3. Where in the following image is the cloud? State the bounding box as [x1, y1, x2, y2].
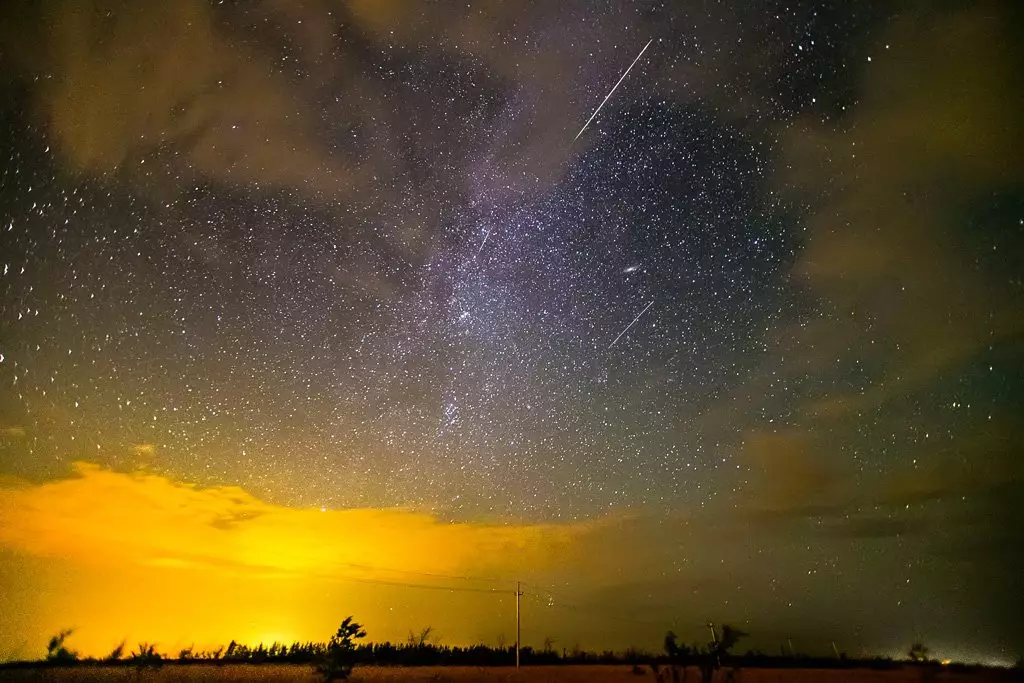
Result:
[735, 421, 1023, 542]
[38, 0, 376, 200]
[823, 515, 927, 540]
[28, 0, 520, 203]
[777, 4, 1024, 405]
[19, 0, 833, 209]
[0, 462, 580, 580]
[0, 461, 1018, 657]
[739, 430, 848, 518]
[879, 427, 1023, 508]
[0, 463, 680, 655]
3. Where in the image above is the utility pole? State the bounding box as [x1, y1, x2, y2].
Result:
[515, 581, 522, 669]
[708, 622, 719, 667]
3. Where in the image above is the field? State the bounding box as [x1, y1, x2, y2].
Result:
[0, 665, 1019, 683]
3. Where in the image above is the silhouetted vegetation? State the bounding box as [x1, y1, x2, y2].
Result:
[45, 629, 78, 664]
[3, 621, 1008, 675]
[105, 640, 125, 663]
[130, 642, 163, 670]
[407, 626, 436, 648]
[908, 642, 930, 662]
[658, 622, 747, 683]
[315, 616, 366, 682]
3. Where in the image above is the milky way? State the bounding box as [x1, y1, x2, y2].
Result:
[0, 3, 804, 518]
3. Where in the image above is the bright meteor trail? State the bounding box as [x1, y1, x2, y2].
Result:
[574, 39, 654, 142]
[608, 300, 655, 349]
[475, 226, 492, 258]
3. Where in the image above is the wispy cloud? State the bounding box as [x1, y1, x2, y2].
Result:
[777, 6, 1024, 405]
[0, 462, 580, 580]
[0, 427, 26, 439]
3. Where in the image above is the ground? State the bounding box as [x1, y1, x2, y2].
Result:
[0, 665, 1018, 683]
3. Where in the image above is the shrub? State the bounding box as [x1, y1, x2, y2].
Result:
[46, 629, 78, 664]
[131, 642, 163, 669]
[315, 616, 366, 682]
[106, 640, 126, 662]
[908, 643, 930, 663]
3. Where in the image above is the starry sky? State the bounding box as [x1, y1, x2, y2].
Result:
[1, 0, 1023, 665]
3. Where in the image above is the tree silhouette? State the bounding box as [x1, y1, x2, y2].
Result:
[45, 629, 78, 664]
[664, 631, 679, 658]
[131, 642, 163, 669]
[315, 616, 366, 682]
[908, 642, 930, 662]
[659, 631, 694, 683]
[693, 623, 747, 683]
[407, 626, 435, 647]
[717, 625, 748, 655]
[106, 640, 126, 663]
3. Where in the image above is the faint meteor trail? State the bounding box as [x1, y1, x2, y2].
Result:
[574, 39, 654, 142]
[475, 226, 493, 258]
[609, 300, 655, 348]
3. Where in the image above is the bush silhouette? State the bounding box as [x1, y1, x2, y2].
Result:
[131, 642, 163, 669]
[106, 640, 126, 662]
[908, 643, 930, 663]
[315, 616, 366, 682]
[408, 626, 435, 647]
[717, 625, 747, 654]
[664, 631, 681, 660]
[45, 629, 78, 664]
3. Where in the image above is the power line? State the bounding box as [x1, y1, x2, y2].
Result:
[521, 591, 667, 630]
[325, 570, 673, 648]
[322, 566, 669, 633]
[324, 571, 669, 628]
[330, 572, 510, 595]
[331, 560, 510, 586]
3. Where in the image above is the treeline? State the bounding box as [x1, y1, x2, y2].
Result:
[198, 641, 565, 666]
[12, 640, 587, 668]
[3, 639, 996, 671]
[3, 624, 1012, 673]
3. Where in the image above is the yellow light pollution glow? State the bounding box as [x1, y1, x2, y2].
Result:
[0, 463, 588, 659]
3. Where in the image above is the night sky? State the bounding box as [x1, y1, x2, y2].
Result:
[1, 0, 1023, 664]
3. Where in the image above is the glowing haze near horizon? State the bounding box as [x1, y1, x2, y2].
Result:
[1, 0, 1022, 665]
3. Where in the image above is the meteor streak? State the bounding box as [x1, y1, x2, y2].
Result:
[574, 39, 654, 142]
[609, 300, 655, 349]
[475, 226, 493, 258]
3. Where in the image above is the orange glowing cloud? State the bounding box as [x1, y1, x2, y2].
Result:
[0, 462, 579, 580]
[0, 463, 600, 657]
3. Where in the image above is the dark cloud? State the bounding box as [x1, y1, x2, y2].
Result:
[0, 427, 26, 440]
[778, 3, 1024, 401]
[9, 1, 877, 208]
[869, 407, 1022, 507]
[824, 515, 927, 540]
[739, 430, 849, 518]
[38, 0, 371, 198]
